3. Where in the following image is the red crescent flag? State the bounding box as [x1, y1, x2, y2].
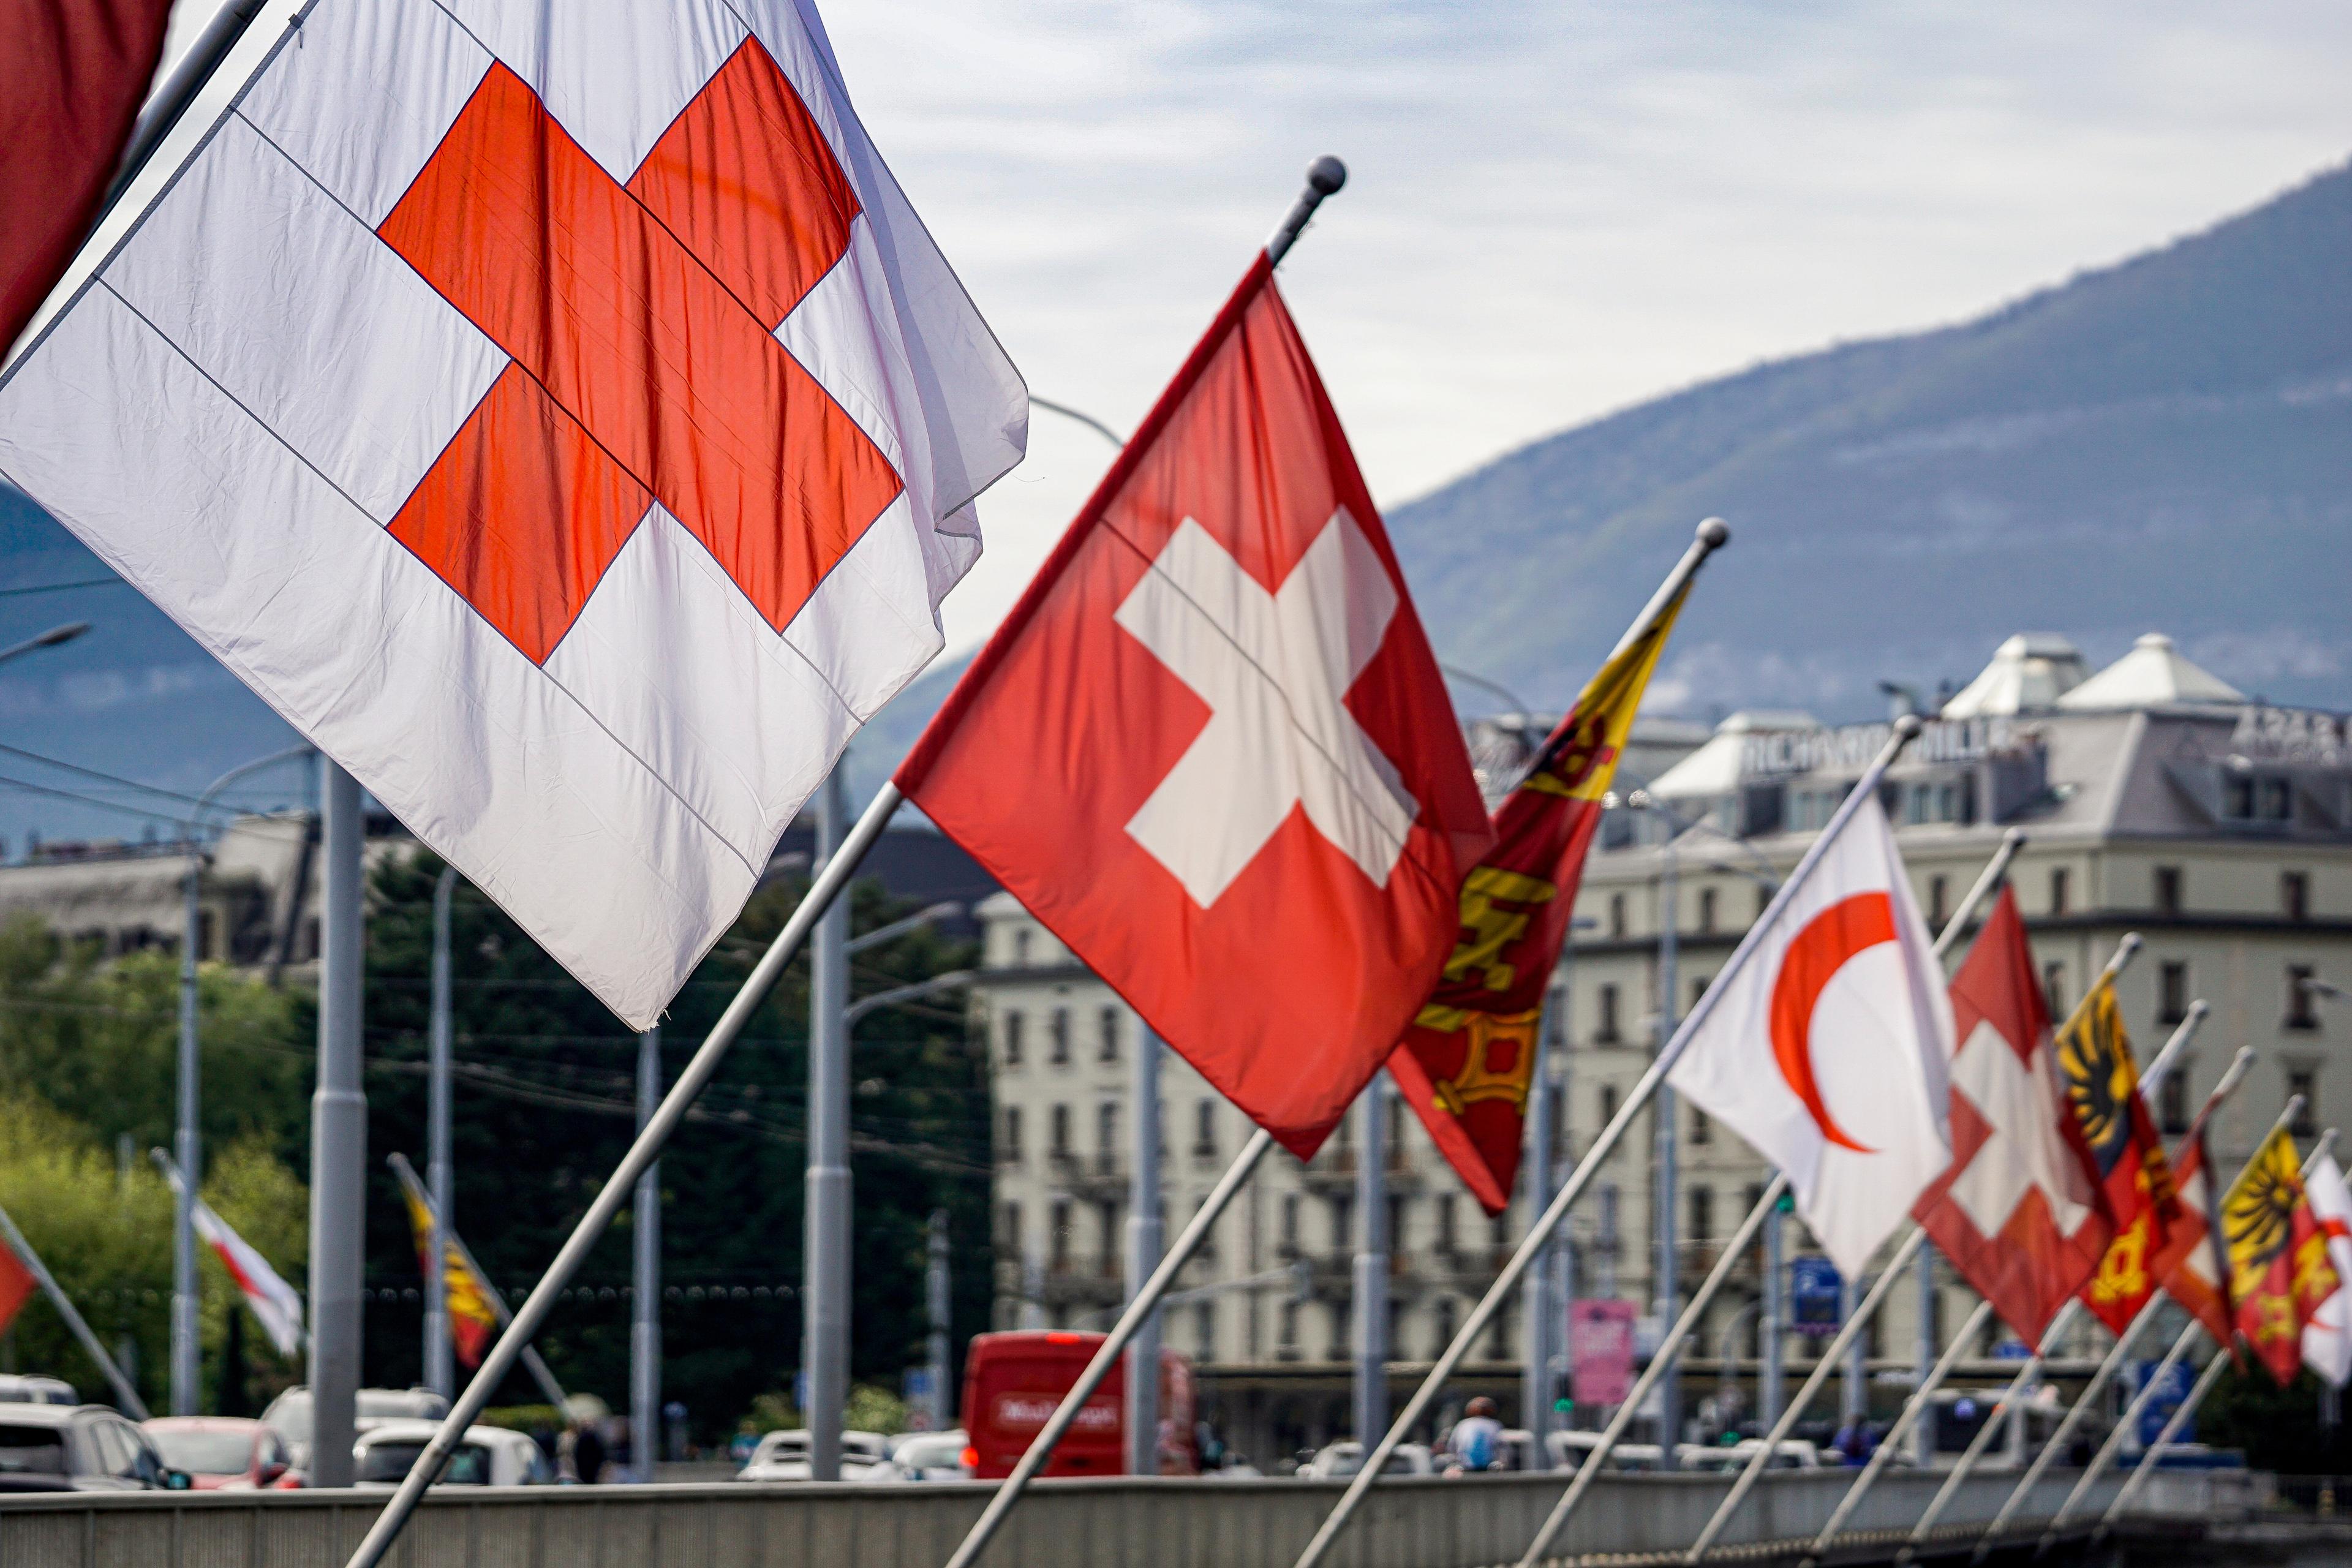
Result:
[898, 255, 1492, 1155]
[1912, 887, 2113, 1346]
[1665, 791, 1955, 1276]
[0, 0, 175, 350]
[1389, 584, 1690, 1213]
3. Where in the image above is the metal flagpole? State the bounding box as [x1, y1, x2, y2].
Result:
[1968, 1084, 2292, 1564]
[1353, 1071, 1389, 1446]
[1653, 831, 1681, 1463]
[806, 761, 852, 1482]
[2040, 1125, 2337, 1548]
[1126, 1022, 1166, 1476]
[1845, 1009, 2217, 1557]
[1912, 1243, 1937, 1464]
[1515, 1174, 1790, 1568]
[425, 865, 458, 1401]
[925, 1210, 953, 1431]
[633, 1027, 662, 1482]
[1293, 716, 1922, 1568]
[386, 1154, 567, 1409]
[938, 154, 1349, 1568]
[1685, 1228, 1931, 1563]
[1894, 935, 2171, 1558]
[310, 760, 366, 1488]
[1521, 1030, 1553, 1444]
[1518, 816, 2022, 1568]
[174, 743, 310, 1417]
[1761, 1194, 1784, 1429]
[2098, 1340, 2235, 1526]
[0, 1204, 147, 1418]
[946, 1130, 1275, 1568]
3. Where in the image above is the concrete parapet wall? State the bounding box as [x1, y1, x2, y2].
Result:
[0, 1467, 2133, 1568]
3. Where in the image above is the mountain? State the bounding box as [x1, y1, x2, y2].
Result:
[5, 157, 2346, 848]
[1385, 157, 2352, 720]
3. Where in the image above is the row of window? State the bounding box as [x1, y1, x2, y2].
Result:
[999, 1099, 1224, 1163]
[999, 1004, 1123, 1068]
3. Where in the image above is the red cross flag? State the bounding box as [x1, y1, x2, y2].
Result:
[2159, 1114, 2237, 1356]
[1912, 887, 2113, 1345]
[1666, 791, 1956, 1276]
[2302, 1152, 2352, 1385]
[897, 255, 1492, 1155]
[0, 0, 1025, 1026]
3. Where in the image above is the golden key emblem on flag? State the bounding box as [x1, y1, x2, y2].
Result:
[1425, 1008, 1543, 1117]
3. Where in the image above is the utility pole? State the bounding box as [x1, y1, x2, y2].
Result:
[308, 760, 365, 1488]
[1760, 1196, 1784, 1430]
[424, 866, 457, 1400]
[804, 763, 851, 1481]
[925, 1210, 952, 1431]
[1653, 830, 1679, 1461]
[1521, 1035, 1553, 1441]
[1353, 1073, 1389, 1445]
[633, 1028, 662, 1480]
[1125, 1022, 1164, 1475]
[1912, 1243, 1936, 1464]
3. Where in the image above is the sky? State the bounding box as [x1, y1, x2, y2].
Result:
[2, 0, 2348, 850]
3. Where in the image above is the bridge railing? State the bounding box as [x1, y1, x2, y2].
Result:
[0, 1464, 2196, 1568]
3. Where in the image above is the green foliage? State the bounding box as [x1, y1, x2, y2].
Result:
[478, 1404, 564, 1434]
[360, 849, 992, 1442]
[744, 1391, 799, 1433]
[2198, 1362, 2352, 1474]
[0, 1094, 305, 1413]
[845, 1382, 908, 1436]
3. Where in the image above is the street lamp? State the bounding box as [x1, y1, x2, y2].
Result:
[846, 901, 962, 957]
[845, 970, 974, 1028]
[172, 742, 311, 1415]
[1030, 397, 1125, 450]
[0, 621, 88, 665]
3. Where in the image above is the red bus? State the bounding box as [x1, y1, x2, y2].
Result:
[959, 1331, 1197, 1479]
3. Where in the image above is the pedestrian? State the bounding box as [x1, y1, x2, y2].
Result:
[1449, 1396, 1505, 1472]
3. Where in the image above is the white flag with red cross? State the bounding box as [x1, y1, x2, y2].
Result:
[0, 0, 1025, 1028]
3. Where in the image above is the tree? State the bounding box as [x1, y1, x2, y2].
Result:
[360, 850, 991, 1441]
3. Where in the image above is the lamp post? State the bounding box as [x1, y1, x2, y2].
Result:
[0, 621, 88, 666]
[172, 742, 309, 1417]
[424, 866, 457, 1400]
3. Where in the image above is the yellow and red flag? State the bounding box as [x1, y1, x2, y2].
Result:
[1388, 587, 1688, 1213]
[2223, 1126, 2331, 1387]
[2063, 978, 2182, 1333]
[403, 1185, 499, 1369]
[2155, 1106, 2235, 1354]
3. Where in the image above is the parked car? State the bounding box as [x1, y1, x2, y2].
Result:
[1296, 1441, 1435, 1480]
[1545, 1431, 1665, 1472]
[143, 1417, 297, 1490]
[0, 1376, 77, 1407]
[260, 1386, 452, 1474]
[1673, 1439, 1823, 1473]
[735, 1428, 891, 1482]
[0, 1405, 189, 1492]
[873, 1431, 970, 1482]
[352, 1421, 552, 1488]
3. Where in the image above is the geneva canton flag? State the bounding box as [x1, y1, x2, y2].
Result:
[0, 0, 1026, 1028]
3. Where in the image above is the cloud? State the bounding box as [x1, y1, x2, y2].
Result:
[807, 0, 2352, 651]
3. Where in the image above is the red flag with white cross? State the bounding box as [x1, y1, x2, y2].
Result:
[0, 0, 1027, 1028]
[1912, 888, 2114, 1345]
[897, 256, 1493, 1156]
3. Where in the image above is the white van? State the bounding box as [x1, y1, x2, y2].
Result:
[352, 1420, 551, 1488]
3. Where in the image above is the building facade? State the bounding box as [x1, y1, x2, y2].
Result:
[978, 631, 2352, 1461]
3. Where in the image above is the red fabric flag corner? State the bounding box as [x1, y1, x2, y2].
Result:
[0, 0, 176, 350]
[898, 255, 1491, 1156]
[0, 1243, 34, 1336]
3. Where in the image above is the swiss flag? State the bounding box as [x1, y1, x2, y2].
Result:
[1913, 888, 2113, 1346]
[898, 255, 1491, 1155]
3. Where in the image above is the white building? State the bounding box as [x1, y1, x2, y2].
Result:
[977, 631, 2352, 1461]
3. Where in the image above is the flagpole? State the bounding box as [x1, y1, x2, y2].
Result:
[944, 1130, 1275, 1568]
[1292, 715, 1924, 1568]
[633, 1026, 663, 1482]
[2042, 1125, 2336, 1549]
[386, 1155, 567, 1409]
[1684, 1227, 1932, 1562]
[2095, 1113, 2342, 1542]
[934, 155, 1354, 1568]
[1513, 1174, 1790, 1568]
[1967, 1085, 2294, 1564]
[0, 1202, 146, 1419]
[426, 865, 458, 1401]
[1817, 1001, 2215, 1561]
[1893, 936, 2171, 1558]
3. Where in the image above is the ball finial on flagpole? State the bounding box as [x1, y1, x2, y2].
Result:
[1307, 156, 1348, 194]
[1696, 516, 1730, 549]
[1894, 712, 1926, 741]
